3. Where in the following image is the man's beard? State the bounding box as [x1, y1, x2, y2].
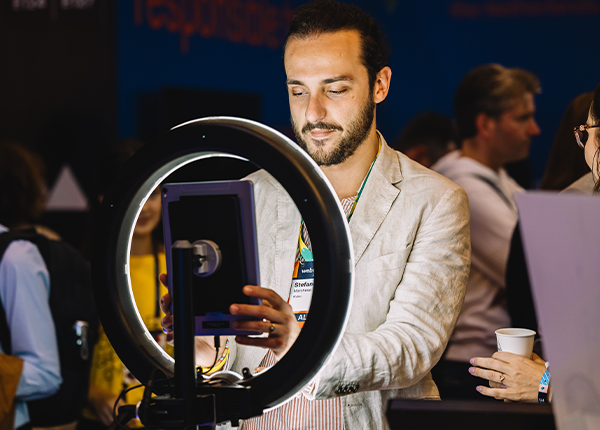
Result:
[292, 95, 375, 167]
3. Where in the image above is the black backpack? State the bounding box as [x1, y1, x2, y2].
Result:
[0, 230, 99, 427]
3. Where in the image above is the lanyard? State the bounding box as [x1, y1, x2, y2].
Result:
[297, 140, 382, 261]
[297, 225, 313, 262]
[346, 141, 381, 222]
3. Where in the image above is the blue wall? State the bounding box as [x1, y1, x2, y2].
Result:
[117, 0, 600, 183]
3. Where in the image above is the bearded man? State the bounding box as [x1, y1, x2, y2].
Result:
[162, 1, 470, 428]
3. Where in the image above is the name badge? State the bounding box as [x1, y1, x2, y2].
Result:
[289, 260, 314, 327]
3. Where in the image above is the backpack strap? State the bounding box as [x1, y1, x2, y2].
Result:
[469, 173, 517, 214]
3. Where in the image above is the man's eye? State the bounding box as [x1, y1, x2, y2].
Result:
[292, 91, 307, 97]
[329, 89, 347, 95]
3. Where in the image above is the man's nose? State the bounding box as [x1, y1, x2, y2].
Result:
[305, 94, 326, 124]
[529, 118, 541, 136]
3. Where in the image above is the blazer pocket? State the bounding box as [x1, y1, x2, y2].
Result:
[365, 250, 410, 301]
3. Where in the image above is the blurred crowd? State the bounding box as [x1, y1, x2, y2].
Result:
[1, 7, 598, 429]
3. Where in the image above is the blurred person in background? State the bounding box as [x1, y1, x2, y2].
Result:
[81, 140, 168, 429]
[0, 142, 62, 430]
[392, 111, 458, 168]
[506, 91, 595, 336]
[469, 82, 600, 402]
[539, 92, 595, 192]
[432, 64, 541, 399]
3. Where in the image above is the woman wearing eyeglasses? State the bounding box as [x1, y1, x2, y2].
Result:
[468, 82, 600, 403]
[575, 97, 600, 192]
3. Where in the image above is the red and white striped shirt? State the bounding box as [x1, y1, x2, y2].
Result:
[242, 196, 356, 430]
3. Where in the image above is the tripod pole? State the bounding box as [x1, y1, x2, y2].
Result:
[172, 241, 207, 430]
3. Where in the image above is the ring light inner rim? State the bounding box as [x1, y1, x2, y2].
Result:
[119, 152, 252, 368]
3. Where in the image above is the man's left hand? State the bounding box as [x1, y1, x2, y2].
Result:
[469, 352, 546, 402]
[231, 286, 300, 360]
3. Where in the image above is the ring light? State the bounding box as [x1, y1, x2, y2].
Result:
[92, 117, 354, 416]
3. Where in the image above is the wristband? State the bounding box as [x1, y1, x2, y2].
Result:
[538, 369, 550, 404]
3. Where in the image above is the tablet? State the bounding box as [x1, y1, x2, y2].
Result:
[161, 180, 261, 336]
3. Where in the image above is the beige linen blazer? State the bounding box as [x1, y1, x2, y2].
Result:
[228, 138, 470, 430]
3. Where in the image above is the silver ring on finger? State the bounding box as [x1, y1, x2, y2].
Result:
[499, 373, 505, 383]
[269, 323, 275, 334]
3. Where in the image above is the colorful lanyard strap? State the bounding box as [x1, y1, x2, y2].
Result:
[297, 226, 313, 263]
[297, 139, 382, 262]
[346, 141, 382, 222]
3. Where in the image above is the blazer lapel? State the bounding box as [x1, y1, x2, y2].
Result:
[349, 140, 403, 264]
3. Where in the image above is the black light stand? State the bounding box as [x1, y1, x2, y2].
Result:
[136, 241, 262, 429]
[172, 242, 204, 429]
[93, 117, 353, 430]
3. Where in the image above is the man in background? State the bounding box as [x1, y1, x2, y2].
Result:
[0, 142, 62, 430]
[392, 111, 458, 168]
[432, 64, 541, 399]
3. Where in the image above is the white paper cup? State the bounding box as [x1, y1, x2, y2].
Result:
[495, 328, 536, 358]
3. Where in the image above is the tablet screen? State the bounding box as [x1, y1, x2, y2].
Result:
[168, 194, 249, 315]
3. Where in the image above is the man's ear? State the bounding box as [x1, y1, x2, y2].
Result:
[475, 112, 496, 139]
[373, 67, 392, 104]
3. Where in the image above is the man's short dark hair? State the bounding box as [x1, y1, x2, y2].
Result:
[454, 64, 541, 141]
[393, 111, 458, 163]
[284, 0, 391, 89]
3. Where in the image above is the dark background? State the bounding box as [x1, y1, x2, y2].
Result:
[1, 0, 599, 247]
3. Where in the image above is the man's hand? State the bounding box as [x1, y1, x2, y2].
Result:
[231, 285, 300, 360]
[158, 274, 226, 368]
[469, 352, 547, 402]
[159, 274, 300, 361]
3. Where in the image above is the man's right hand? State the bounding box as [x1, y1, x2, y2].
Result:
[158, 273, 227, 369]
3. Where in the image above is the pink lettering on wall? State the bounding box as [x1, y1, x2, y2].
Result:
[133, 0, 294, 53]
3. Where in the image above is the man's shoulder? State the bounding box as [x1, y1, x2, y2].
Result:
[391, 148, 467, 200]
[430, 150, 505, 195]
[561, 172, 595, 194]
[245, 169, 277, 187]
[430, 150, 476, 179]
[0, 237, 49, 297]
[1, 238, 45, 270]
[244, 169, 285, 201]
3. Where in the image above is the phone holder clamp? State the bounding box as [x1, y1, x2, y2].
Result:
[192, 239, 221, 277]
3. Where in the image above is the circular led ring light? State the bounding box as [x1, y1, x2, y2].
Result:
[93, 117, 354, 411]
